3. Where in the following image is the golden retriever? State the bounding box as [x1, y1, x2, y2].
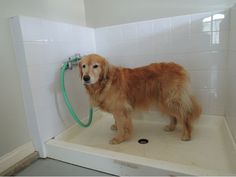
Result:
[78, 54, 201, 144]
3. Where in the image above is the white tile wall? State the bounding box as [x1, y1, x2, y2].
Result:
[95, 10, 229, 115]
[11, 16, 96, 149]
[190, 12, 212, 33]
[226, 4, 236, 141]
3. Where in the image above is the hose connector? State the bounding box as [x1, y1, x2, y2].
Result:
[64, 53, 82, 71]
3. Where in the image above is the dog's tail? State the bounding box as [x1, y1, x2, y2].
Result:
[189, 95, 202, 121]
[166, 84, 201, 122]
[178, 84, 201, 122]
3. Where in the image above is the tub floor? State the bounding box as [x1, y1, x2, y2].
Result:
[52, 111, 236, 175]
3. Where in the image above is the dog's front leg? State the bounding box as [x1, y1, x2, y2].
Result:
[110, 112, 133, 144]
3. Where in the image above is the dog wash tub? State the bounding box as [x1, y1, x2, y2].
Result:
[10, 11, 236, 176]
[46, 110, 236, 176]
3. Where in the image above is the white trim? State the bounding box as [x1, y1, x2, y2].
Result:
[9, 16, 46, 157]
[0, 142, 35, 174]
[46, 140, 184, 176]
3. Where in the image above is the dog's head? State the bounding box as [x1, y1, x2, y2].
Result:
[78, 54, 109, 85]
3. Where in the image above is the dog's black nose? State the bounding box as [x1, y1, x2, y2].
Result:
[83, 75, 90, 82]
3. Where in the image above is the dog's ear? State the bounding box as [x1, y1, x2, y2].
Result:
[102, 60, 110, 81]
[78, 61, 83, 79]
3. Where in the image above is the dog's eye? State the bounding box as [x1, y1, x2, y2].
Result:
[93, 64, 98, 69]
[82, 64, 86, 68]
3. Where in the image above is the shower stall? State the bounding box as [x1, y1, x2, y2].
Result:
[10, 4, 236, 176]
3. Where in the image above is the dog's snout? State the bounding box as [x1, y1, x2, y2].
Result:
[83, 75, 90, 82]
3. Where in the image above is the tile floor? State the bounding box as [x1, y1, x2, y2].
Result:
[16, 158, 112, 176]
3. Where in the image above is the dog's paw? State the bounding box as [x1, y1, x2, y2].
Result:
[181, 135, 191, 141]
[110, 124, 117, 131]
[164, 125, 175, 132]
[109, 137, 123, 144]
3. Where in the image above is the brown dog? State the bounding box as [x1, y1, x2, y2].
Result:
[78, 54, 201, 144]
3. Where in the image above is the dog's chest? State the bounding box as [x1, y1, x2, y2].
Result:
[94, 91, 120, 113]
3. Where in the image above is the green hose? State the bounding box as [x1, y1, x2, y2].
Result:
[60, 57, 93, 127]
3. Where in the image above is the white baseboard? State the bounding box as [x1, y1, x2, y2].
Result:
[0, 142, 35, 174]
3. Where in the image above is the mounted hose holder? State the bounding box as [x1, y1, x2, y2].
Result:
[60, 55, 93, 127]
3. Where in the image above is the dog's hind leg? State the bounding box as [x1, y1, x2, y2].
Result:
[181, 117, 192, 141]
[164, 117, 177, 132]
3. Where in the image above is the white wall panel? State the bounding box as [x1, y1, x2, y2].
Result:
[10, 16, 96, 156]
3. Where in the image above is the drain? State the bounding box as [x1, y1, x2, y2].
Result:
[138, 138, 149, 144]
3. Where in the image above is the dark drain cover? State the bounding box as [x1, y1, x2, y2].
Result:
[138, 138, 149, 144]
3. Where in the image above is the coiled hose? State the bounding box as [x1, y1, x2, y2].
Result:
[60, 57, 93, 127]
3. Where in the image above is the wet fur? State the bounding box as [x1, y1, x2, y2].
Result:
[79, 54, 202, 144]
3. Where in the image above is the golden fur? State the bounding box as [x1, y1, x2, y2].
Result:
[78, 54, 202, 144]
